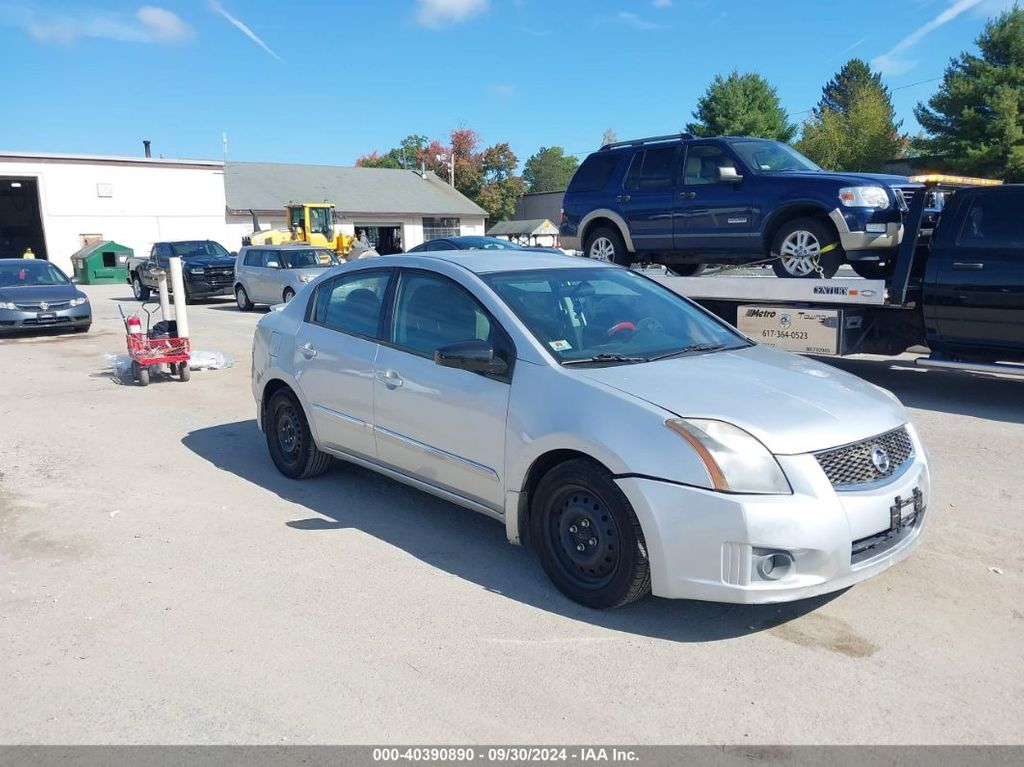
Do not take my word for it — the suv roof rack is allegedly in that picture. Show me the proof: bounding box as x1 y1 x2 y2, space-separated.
600 133 695 150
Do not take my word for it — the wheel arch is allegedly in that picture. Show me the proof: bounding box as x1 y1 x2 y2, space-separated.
579 209 636 253
762 203 837 252
511 448 617 548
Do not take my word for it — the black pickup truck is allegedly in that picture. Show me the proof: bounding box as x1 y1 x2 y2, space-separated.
127 240 236 303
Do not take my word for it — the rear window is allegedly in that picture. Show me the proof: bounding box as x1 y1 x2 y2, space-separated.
958 193 1024 249
568 153 620 193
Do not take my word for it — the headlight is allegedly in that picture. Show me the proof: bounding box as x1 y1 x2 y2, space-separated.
665 418 791 495
69 296 89 306
839 186 890 209
189 267 205 275
0 301 15 310
297 274 315 283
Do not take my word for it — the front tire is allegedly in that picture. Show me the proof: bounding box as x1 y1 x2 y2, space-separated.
131 275 150 301
265 389 332 479
665 264 706 277
178 362 191 382
771 217 842 279
585 227 631 266
531 459 651 609
236 285 254 311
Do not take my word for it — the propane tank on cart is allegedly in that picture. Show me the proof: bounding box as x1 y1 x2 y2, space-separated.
127 314 143 335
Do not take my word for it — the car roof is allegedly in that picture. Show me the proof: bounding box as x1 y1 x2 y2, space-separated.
392 249 607 275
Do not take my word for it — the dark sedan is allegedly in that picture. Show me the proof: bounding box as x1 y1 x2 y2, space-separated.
0 259 91 334
407 236 563 254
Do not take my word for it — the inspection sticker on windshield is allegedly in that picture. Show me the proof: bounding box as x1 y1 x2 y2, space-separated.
549 339 572 352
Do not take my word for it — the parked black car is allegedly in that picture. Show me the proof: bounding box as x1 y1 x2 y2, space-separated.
127 240 236 303
560 133 937 279
407 236 562 254
0 259 91 333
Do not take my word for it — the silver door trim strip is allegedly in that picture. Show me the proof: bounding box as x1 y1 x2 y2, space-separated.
374 425 500 482
312 404 373 430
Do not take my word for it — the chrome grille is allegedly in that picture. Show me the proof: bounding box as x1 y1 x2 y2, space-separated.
815 427 914 489
15 301 70 310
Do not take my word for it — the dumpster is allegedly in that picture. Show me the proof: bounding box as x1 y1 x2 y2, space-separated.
70 240 131 284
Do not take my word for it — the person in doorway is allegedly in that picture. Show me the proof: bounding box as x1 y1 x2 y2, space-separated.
22 247 35 259
358 230 370 248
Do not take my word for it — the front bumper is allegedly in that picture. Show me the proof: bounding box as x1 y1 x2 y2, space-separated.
0 305 91 332
828 208 903 255
615 442 931 604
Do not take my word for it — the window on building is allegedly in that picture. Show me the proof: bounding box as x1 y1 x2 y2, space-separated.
423 217 460 241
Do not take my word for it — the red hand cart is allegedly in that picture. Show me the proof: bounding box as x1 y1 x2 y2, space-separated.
119 303 191 386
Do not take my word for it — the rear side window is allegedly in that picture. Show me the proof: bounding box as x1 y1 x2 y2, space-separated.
243 250 261 266
569 153 620 193
958 193 1024 249
311 270 391 339
623 147 678 191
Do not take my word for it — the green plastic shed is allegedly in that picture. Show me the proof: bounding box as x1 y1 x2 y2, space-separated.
70 241 132 284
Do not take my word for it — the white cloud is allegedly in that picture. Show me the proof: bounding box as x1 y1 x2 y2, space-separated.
209 0 282 61
871 0 983 75
2 5 191 45
415 0 489 28
617 11 661 30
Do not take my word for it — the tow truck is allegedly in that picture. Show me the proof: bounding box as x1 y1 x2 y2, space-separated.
650 175 1024 378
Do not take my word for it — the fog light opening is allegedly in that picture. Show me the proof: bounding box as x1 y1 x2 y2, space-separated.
756 552 794 581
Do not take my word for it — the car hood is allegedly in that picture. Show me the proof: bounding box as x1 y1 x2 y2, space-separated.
575 344 906 455
766 170 914 187
183 256 235 269
0 283 79 303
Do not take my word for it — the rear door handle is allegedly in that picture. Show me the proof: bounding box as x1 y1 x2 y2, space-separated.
616 194 631 203
299 342 317 358
679 191 696 200
376 369 403 388
952 262 984 271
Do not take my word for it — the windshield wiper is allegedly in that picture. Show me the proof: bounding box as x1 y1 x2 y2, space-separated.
646 343 730 362
562 353 648 366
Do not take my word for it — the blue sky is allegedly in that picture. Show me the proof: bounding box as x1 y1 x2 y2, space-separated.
0 0 1015 166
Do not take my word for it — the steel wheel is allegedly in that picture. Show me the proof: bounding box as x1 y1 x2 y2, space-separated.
283 288 295 303
588 236 616 262
778 229 822 277
274 402 303 470
547 487 622 590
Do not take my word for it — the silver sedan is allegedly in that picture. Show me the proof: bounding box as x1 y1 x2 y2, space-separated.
251 251 930 609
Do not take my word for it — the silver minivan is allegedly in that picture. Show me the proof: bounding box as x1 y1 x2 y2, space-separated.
234 245 343 310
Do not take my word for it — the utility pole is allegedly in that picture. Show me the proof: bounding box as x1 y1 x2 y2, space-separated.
437 152 455 187
222 132 228 160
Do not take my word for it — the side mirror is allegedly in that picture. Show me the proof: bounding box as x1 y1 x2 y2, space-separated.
435 339 508 376
265 260 280 269
230 251 238 257
718 165 743 183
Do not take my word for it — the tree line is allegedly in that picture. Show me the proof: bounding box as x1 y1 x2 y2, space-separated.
357 6 1023 220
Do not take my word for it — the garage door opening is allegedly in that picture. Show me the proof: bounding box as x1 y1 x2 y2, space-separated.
355 224 403 255
0 177 48 260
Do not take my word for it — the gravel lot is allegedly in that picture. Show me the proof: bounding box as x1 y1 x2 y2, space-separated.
1 283 1021 744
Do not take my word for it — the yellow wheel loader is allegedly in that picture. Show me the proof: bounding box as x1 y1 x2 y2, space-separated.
244 203 355 256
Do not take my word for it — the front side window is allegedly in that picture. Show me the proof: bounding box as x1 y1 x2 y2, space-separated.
682 145 737 186
312 270 391 339
484 267 748 366
281 249 340 268
391 271 494 357
169 241 229 259
958 194 1023 248
308 207 334 239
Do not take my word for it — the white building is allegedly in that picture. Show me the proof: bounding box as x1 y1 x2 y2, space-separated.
0 152 488 273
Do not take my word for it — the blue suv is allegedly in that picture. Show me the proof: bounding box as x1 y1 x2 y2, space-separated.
560 134 925 279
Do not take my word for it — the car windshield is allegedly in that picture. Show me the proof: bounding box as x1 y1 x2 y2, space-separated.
484 267 749 365
0 261 70 288
730 140 820 172
280 249 340 268
170 241 230 259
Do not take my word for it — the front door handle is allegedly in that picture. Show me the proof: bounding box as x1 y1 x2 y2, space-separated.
679 191 697 200
616 194 631 203
299 342 317 359
952 262 984 271
376 369 404 388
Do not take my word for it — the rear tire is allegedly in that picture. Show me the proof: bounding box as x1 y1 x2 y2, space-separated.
585 227 631 267
665 264 706 277
531 459 651 609
265 389 332 479
131 275 150 301
283 287 295 303
235 285 254 311
179 362 191 382
770 217 842 279
137 365 150 387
